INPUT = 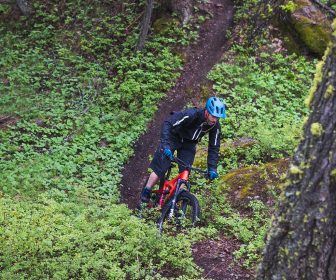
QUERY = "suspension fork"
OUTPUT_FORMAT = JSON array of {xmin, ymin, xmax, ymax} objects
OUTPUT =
[
  {"xmin": 180, "ymin": 182, "xmax": 191, "ymax": 215},
  {"xmin": 168, "ymin": 179, "xmax": 188, "ymax": 218},
  {"xmin": 168, "ymin": 179, "xmax": 180, "ymax": 218}
]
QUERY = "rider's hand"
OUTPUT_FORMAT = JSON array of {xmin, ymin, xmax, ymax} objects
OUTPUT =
[
  {"xmin": 208, "ymin": 170, "xmax": 218, "ymax": 180},
  {"xmin": 163, "ymin": 148, "xmax": 173, "ymax": 160}
]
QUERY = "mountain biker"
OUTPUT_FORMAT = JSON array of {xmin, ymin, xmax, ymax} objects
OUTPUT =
[{"xmin": 140, "ymin": 96, "xmax": 226, "ymax": 203}]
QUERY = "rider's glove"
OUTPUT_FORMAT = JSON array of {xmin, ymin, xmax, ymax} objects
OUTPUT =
[
  {"xmin": 163, "ymin": 148, "xmax": 173, "ymax": 160},
  {"xmin": 208, "ymin": 170, "xmax": 218, "ymax": 180}
]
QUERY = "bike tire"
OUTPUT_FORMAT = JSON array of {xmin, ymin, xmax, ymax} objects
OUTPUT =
[{"xmin": 157, "ymin": 191, "xmax": 200, "ymax": 234}]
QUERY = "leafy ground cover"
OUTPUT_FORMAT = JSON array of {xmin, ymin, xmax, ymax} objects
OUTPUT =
[
  {"xmin": 0, "ymin": 1, "xmax": 207, "ymax": 279},
  {"xmin": 0, "ymin": 0, "xmax": 319, "ymax": 278},
  {"xmin": 209, "ymin": 47, "xmax": 315, "ymax": 160},
  {"xmin": 0, "ymin": 1, "xmax": 187, "ymax": 198},
  {"xmin": 193, "ymin": 25, "xmax": 316, "ymax": 269},
  {"xmin": 0, "ymin": 192, "xmax": 202, "ymax": 279}
]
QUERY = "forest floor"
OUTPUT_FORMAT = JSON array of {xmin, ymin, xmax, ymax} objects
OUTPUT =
[{"xmin": 120, "ymin": 0, "xmax": 254, "ymax": 278}]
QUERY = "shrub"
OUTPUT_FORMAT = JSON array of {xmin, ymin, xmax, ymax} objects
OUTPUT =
[{"xmin": 0, "ymin": 192, "xmax": 201, "ymax": 279}]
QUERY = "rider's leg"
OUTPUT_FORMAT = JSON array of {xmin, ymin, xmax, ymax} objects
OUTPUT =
[
  {"xmin": 140, "ymin": 172, "xmax": 160, "ymax": 203},
  {"xmin": 145, "ymin": 172, "xmax": 160, "ymax": 189},
  {"xmin": 176, "ymin": 142, "xmax": 197, "ymax": 190},
  {"xmin": 141, "ymin": 143, "xmax": 178, "ymax": 203}
]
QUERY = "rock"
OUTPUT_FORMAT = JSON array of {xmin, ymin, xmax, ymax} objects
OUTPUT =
[
  {"xmin": 220, "ymin": 158, "xmax": 291, "ymax": 207},
  {"xmin": 153, "ymin": 15, "xmax": 179, "ymax": 35},
  {"xmin": 279, "ymin": 0, "xmax": 333, "ymax": 56},
  {"xmin": 154, "ymin": 0, "xmax": 196, "ymax": 28},
  {"xmin": 168, "ymin": 0, "xmax": 196, "ymax": 25}
]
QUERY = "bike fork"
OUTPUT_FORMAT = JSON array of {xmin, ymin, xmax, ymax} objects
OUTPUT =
[{"xmin": 169, "ymin": 180, "xmax": 182, "ymax": 219}]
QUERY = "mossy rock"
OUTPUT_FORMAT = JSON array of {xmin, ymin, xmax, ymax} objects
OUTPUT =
[
  {"xmin": 153, "ymin": 15, "xmax": 179, "ymax": 36},
  {"xmin": 288, "ymin": 0, "xmax": 332, "ymax": 56},
  {"xmin": 193, "ymin": 138, "xmax": 257, "ymax": 168},
  {"xmin": 219, "ymin": 158, "xmax": 290, "ymax": 207}
]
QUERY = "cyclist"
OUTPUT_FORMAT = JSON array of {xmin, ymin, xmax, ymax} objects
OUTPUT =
[{"xmin": 140, "ymin": 96, "xmax": 226, "ymax": 203}]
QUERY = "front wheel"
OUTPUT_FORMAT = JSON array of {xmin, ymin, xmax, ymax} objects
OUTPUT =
[{"xmin": 157, "ymin": 191, "xmax": 200, "ymax": 234}]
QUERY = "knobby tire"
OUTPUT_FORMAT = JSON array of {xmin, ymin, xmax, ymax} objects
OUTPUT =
[{"xmin": 157, "ymin": 191, "xmax": 200, "ymax": 234}]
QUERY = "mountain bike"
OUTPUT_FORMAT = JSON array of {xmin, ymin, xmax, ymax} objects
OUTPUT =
[{"xmin": 139, "ymin": 156, "xmax": 208, "ymax": 234}]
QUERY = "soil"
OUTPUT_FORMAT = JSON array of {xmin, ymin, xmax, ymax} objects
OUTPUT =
[
  {"xmin": 120, "ymin": 1, "xmax": 256, "ymax": 279},
  {"xmin": 120, "ymin": 0, "xmax": 234, "ymax": 209},
  {"xmin": 0, "ymin": 115, "xmax": 18, "ymax": 129},
  {"xmin": 192, "ymin": 235, "xmax": 255, "ymax": 280}
]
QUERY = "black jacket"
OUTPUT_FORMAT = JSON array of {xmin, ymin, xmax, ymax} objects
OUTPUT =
[{"xmin": 160, "ymin": 108, "xmax": 221, "ymax": 171}]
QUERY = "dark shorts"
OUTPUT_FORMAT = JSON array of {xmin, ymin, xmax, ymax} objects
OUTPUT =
[{"xmin": 149, "ymin": 139, "xmax": 197, "ymax": 179}]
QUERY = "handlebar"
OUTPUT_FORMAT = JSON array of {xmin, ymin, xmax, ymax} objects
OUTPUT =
[{"xmin": 171, "ymin": 156, "xmax": 208, "ymax": 176}]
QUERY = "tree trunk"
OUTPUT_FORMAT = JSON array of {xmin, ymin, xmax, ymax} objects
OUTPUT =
[
  {"xmin": 16, "ymin": 0, "xmax": 31, "ymax": 16},
  {"xmin": 0, "ymin": 0, "xmax": 31, "ymax": 15},
  {"xmin": 136, "ymin": 0, "xmax": 154, "ymax": 51},
  {"xmin": 257, "ymin": 20, "xmax": 336, "ymax": 280}
]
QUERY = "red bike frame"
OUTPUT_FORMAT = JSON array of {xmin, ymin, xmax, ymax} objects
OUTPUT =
[{"xmin": 152, "ymin": 169, "xmax": 190, "ymax": 208}]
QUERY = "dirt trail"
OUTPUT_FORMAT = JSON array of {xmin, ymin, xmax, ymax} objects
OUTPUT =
[
  {"xmin": 119, "ymin": 1, "xmax": 255, "ymax": 279},
  {"xmin": 120, "ymin": 0, "xmax": 234, "ymax": 209}
]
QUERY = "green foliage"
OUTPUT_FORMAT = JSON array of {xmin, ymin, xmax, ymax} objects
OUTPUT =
[
  {"xmin": 232, "ymin": 0, "xmax": 265, "ymax": 22},
  {"xmin": 0, "ymin": 193, "xmax": 201, "ymax": 279},
  {"xmin": 0, "ymin": 0, "xmax": 187, "ymax": 198},
  {"xmin": 194, "ymin": 43, "xmax": 315, "ymax": 268},
  {"xmin": 0, "ymin": 1, "xmax": 208, "ymax": 278},
  {"xmin": 230, "ymin": 201, "xmax": 271, "ymax": 268},
  {"xmin": 280, "ymin": 1, "xmax": 297, "ymax": 13},
  {"xmin": 319, "ymin": 0, "xmax": 336, "ymax": 11},
  {"xmin": 197, "ymin": 182, "xmax": 270, "ymax": 268},
  {"xmin": 208, "ymin": 48, "xmax": 315, "ymax": 160},
  {"xmin": 0, "ymin": 4, "xmax": 10, "ymax": 14}
]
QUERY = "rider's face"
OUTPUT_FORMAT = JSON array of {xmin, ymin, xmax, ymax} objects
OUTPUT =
[{"xmin": 205, "ymin": 110, "xmax": 219, "ymax": 125}]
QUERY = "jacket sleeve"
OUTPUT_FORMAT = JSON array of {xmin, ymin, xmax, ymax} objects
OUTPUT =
[
  {"xmin": 207, "ymin": 122, "xmax": 221, "ymax": 171},
  {"xmin": 160, "ymin": 109, "xmax": 196, "ymax": 148}
]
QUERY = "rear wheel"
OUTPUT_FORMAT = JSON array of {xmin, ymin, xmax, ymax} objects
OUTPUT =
[{"xmin": 157, "ymin": 191, "xmax": 200, "ymax": 234}]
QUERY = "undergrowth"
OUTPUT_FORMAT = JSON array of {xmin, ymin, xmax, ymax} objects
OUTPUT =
[
  {"xmin": 0, "ymin": 1, "xmax": 185, "ymax": 198},
  {"xmin": 0, "ymin": 0, "xmax": 320, "ymax": 276},
  {"xmin": 0, "ymin": 1, "xmax": 205, "ymax": 279},
  {"xmin": 193, "ymin": 1, "xmax": 316, "ymax": 268},
  {"xmin": 209, "ymin": 47, "xmax": 315, "ymax": 161},
  {"xmin": 0, "ymin": 191, "xmax": 201, "ymax": 279}
]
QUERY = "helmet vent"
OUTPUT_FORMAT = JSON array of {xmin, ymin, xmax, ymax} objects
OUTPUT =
[{"xmin": 205, "ymin": 96, "xmax": 226, "ymax": 118}]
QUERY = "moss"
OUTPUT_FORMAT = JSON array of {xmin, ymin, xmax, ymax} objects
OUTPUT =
[
  {"xmin": 325, "ymin": 85, "xmax": 335, "ymax": 98},
  {"xmin": 153, "ymin": 15, "xmax": 179, "ymax": 35},
  {"xmin": 295, "ymin": 23, "xmax": 330, "ymax": 54},
  {"xmin": 331, "ymin": 169, "xmax": 336, "ymax": 177},
  {"xmin": 289, "ymin": 164, "xmax": 303, "ymax": 174},
  {"xmin": 290, "ymin": 1, "xmax": 332, "ymax": 56},
  {"xmin": 310, "ymin": 122, "xmax": 323, "ymax": 136},
  {"xmin": 305, "ymin": 59, "xmax": 324, "ymax": 107},
  {"xmin": 220, "ymin": 159, "xmax": 290, "ymax": 202},
  {"xmin": 305, "ymin": 44, "xmax": 332, "ymax": 107}
]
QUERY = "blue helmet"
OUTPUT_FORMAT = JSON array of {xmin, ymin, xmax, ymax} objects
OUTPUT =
[{"xmin": 205, "ymin": 96, "xmax": 226, "ymax": 118}]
